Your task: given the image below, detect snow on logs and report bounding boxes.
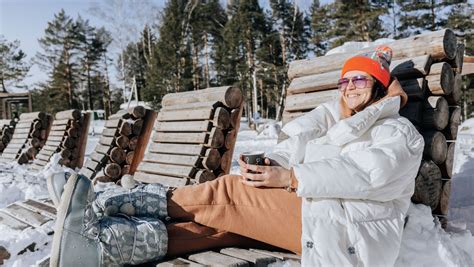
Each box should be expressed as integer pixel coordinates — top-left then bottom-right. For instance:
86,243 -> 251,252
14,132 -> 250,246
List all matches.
30,110 -> 90,170
283,29 -> 463,226
134,86 -> 244,188
79,106 -> 154,185
0,112 -> 53,164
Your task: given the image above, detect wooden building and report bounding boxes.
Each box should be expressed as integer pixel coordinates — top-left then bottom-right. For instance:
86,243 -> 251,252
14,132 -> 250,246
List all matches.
0,92 -> 32,119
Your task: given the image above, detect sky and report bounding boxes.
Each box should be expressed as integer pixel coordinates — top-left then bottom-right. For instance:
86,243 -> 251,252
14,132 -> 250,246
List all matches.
0,0 -> 318,92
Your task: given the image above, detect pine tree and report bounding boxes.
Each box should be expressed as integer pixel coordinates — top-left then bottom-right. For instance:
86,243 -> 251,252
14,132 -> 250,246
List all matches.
310,0 -> 336,55
269,0 -> 310,119
76,18 -> 110,110
36,9 -> 83,108
397,1 -> 463,38
188,0 -> 227,89
0,36 -> 30,92
310,1 -> 388,50
153,0 -> 193,93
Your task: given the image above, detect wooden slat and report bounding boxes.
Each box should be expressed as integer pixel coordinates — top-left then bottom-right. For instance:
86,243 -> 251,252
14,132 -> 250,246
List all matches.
188,251 -> 249,267
148,143 -> 206,156
79,167 -> 95,179
1,153 -> 17,159
48,131 -> 65,137
137,162 -> 196,178
99,136 -> 115,146
48,135 -> 63,142
6,143 -> 24,149
34,158 -> 49,166
220,248 -> 277,267
39,149 -> 56,157
144,153 -> 200,167
19,200 -> 56,218
84,158 -> 102,171
249,249 -> 301,261
157,258 -> 204,266
14,128 -> 31,134
157,108 -> 213,122
102,128 -> 117,137
15,122 -> 33,129
42,145 -> 59,152
0,211 -> 30,230
153,132 -> 208,144
22,199 -> 56,216
287,70 -> 339,95
2,147 -> 20,155
133,171 -> 189,187
45,140 -> 61,147
10,137 -> 28,144
52,119 -> 70,126
3,203 -> 51,228
95,144 -> 111,155
285,89 -> 339,112
36,153 -> 51,161
89,151 -> 108,164
51,124 -> 68,131
30,163 -> 44,171
155,120 -> 212,132
105,119 -> 121,128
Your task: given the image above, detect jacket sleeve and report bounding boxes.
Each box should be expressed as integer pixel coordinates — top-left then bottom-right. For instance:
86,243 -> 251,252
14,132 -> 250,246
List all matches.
266,103 -> 337,169
294,122 -> 424,202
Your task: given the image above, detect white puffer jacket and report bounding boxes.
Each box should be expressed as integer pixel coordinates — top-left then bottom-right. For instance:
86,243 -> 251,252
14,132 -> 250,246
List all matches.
268,96 -> 424,266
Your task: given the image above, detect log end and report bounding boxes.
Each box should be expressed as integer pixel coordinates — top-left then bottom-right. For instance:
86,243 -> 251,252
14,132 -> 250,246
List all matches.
225,87 -> 243,109
443,29 -> 457,61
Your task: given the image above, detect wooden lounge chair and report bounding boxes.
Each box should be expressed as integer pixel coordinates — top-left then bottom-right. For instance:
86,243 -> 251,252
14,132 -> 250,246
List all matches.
133,86 -> 244,187
78,106 -> 156,182
0,118 -> 16,154
0,112 -> 52,165
30,110 -> 90,171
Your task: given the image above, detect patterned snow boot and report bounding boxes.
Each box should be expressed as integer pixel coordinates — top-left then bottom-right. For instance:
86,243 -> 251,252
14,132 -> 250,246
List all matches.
92,183 -> 169,221
50,174 -> 168,266
46,171 -> 73,207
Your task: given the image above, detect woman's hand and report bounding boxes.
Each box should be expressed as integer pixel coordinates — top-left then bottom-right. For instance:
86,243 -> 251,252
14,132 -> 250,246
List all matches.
238,157 -> 291,188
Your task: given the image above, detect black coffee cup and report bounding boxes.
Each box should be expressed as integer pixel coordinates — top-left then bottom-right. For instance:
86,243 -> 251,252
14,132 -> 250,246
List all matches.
241,151 -> 265,175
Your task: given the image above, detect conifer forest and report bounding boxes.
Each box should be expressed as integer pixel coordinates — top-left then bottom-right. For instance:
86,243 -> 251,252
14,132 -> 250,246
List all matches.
1,0 -> 473,121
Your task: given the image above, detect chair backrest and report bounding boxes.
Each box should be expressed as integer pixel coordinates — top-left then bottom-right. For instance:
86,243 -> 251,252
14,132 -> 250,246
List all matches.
133,86 -> 244,188
0,112 -> 52,164
30,110 -> 91,171
79,106 -> 156,182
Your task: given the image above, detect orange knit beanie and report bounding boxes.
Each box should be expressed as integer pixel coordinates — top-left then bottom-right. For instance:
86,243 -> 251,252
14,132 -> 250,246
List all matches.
341,45 -> 392,87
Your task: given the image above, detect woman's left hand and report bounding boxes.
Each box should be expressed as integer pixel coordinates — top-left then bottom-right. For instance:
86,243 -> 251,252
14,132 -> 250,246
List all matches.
238,158 -> 291,188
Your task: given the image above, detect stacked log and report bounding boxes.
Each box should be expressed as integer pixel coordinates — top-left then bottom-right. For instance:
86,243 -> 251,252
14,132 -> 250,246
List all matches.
0,119 -> 17,153
0,112 -> 52,164
80,106 -> 154,184
284,29 -> 462,228
133,86 -> 244,188
30,110 -> 90,170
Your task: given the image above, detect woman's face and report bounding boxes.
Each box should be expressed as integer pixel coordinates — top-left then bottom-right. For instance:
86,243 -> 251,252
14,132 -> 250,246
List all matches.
340,70 -> 374,112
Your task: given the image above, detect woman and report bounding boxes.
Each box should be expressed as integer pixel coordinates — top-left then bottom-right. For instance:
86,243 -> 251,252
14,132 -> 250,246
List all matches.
50,46 -> 424,266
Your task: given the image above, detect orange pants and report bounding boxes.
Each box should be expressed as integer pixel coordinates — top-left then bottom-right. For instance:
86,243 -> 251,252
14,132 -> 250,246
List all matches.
166,175 -> 302,257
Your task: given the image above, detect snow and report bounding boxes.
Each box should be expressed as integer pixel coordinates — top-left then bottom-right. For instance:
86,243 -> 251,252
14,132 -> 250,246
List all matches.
0,119 -> 473,266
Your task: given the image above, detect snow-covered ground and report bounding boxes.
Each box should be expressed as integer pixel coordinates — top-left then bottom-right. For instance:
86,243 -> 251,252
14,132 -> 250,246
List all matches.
1,118 -> 474,266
